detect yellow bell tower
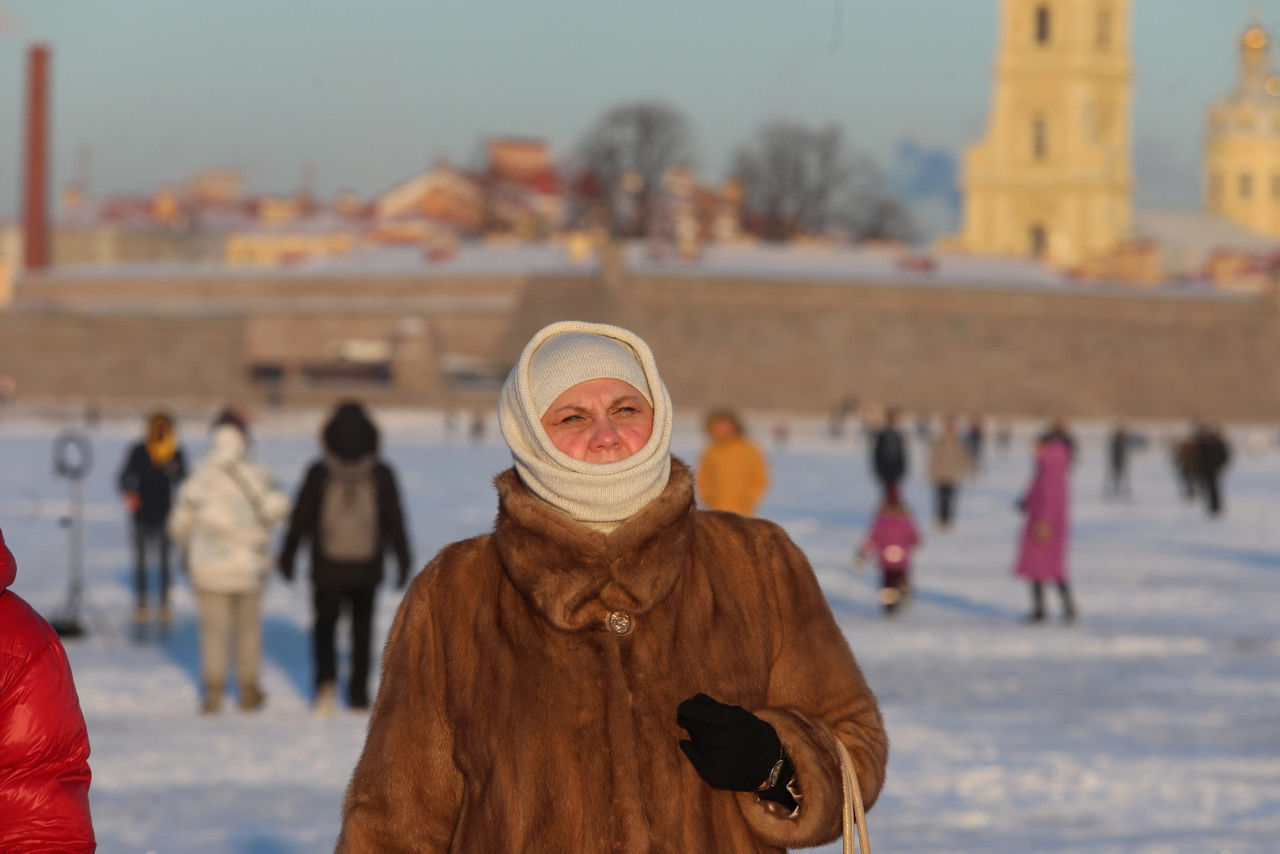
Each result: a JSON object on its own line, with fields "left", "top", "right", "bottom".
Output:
{"left": 955, "top": 0, "right": 1133, "bottom": 268}
{"left": 1205, "top": 12, "right": 1280, "bottom": 236}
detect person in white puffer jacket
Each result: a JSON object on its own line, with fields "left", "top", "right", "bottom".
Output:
{"left": 169, "top": 410, "right": 289, "bottom": 714}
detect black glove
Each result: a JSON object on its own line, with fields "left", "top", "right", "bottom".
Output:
{"left": 677, "top": 693, "right": 796, "bottom": 810}
{"left": 276, "top": 556, "right": 294, "bottom": 582}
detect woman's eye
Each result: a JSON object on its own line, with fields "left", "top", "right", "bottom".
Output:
{"left": 614, "top": 407, "right": 637, "bottom": 417}
{"left": 559, "top": 414, "right": 585, "bottom": 425}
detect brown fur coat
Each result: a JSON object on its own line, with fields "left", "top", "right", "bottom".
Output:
{"left": 337, "top": 459, "right": 887, "bottom": 852}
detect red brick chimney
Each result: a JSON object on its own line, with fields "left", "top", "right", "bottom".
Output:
{"left": 23, "top": 44, "right": 51, "bottom": 271}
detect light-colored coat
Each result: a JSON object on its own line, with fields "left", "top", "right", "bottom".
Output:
{"left": 927, "top": 431, "right": 971, "bottom": 485}
{"left": 338, "top": 459, "right": 887, "bottom": 852}
{"left": 1015, "top": 438, "right": 1071, "bottom": 583}
{"left": 169, "top": 426, "right": 289, "bottom": 594}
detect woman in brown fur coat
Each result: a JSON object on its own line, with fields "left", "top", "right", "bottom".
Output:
{"left": 337, "top": 321, "right": 888, "bottom": 852}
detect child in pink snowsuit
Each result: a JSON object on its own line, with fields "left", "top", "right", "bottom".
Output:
{"left": 858, "top": 485, "right": 921, "bottom": 615}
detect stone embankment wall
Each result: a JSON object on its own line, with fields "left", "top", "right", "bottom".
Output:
{"left": 2, "top": 266, "right": 1277, "bottom": 419}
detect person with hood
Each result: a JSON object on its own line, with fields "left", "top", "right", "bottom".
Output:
{"left": 696, "top": 408, "right": 770, "bottom": 517}
{"left": 278, "top": 401, "right": 412, "bottom": 714}
{"left": 1015, "top": 424, "right": 1076, "bottom": 624}
{"left": 1193, "top": 423, "right": 1231, "bottom": 516}
{"left": 337, "top": 321, "right": 887, "bottom": 853}
{"left": 117, "top": 410, "right": 187, "bottom": 625}
{"left": 169, "top": 410, "right": 289, "bottom": 714}
{"left": 926, "top": 414, "right": 971, "bottom": 529}
{"left": 870, "top": 407, "right": 907, "bottom": 497}
{"left": 0, "top": 528, "right": 96, "bottom": 852}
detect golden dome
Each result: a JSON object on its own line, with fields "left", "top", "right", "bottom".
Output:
{"left": 1245, "top": 27, "right": 1268, "bottom": 51}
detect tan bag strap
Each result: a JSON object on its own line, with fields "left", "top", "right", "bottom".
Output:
{"left": 814, "top": 721, "right": 871, "bottom": 854}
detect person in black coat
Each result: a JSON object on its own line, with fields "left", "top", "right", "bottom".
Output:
{"left": 117, "top": 411, "right": 187, "bottom": 624}
{"left": 1193, "top": 424, "right": 1231, "bottom": 517}
{"left": 278, "top": 401, "right": 412, "bottom": 712}
{"left": 871, "top": 408, "right": 908, "bottom": 496}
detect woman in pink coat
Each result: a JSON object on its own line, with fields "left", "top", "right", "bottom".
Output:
{"left": 1014, "top": 425, "right": 1076, "bottom": 623}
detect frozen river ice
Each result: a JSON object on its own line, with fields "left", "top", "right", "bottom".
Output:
{"left": 2, "top": 411, "right": 1277, "bottom": 853}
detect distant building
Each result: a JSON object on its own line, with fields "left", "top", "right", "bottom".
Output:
{"left": 484, "top": 138, "right": 564, "bottom": 237}
{"left": 1205, "top": 14, "right": 1280, "bottom": 238}
{"left": 954, "top": 0, "right": 1133, "bottom": 268}
{"left": 374, "top": 165, "right": 485, "bottom": 235}
{"left": 189, "top": 169, "right": 243, "bottom": 206}
{"left": 225, "top": 227, "right": 354, "bottom": 267}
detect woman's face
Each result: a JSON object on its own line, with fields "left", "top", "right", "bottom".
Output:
{"left": 707, "top": 416, "right": 737, "bottom": 442}
{"left": 540, "top": 378, "right": 654, "bottom": 464}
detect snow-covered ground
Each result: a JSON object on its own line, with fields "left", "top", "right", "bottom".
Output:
{"left": 2, "top": 411, "right": 1277, "bottom": 853}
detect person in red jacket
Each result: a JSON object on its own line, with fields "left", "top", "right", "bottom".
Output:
{"left": 0, "top": 528, "right": 96, "bottom": 852}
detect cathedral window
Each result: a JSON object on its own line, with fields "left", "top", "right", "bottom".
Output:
{"left": 1096, "top": 6, "right": 1112, "bottom": 50}
{"left": 1035, "top": 5, "right": 1052, "bottom": 45}
{"left": 1032, "top": 116, "right": 1048, "bottom": 160}
{"left": 1239, "top": 173, "right": 1253, "bottom": 200}
{"left": 1029, "top": 224, "right": 1047, "bottom": 258}
{"left": 1210, "top": 173, "right": 1223, "bottom": 207}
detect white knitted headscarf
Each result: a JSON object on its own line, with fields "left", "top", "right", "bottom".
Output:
{"left": 499, "top": 321, "right": 673, "bottom": 531}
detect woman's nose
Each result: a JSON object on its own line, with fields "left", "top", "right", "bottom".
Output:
{"left": 591, "top": 420, "right": 621, "bottom": 449}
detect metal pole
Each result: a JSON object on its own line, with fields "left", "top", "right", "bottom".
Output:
{"left": 68, "top": 474, "right": 84, "bottom": 618}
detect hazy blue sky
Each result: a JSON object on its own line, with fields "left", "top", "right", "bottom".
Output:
{"left": 0, "top": 1, "right": 1273, "bottom": 220}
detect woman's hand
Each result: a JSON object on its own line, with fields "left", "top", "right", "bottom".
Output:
{"left": 677, "top": 693, "right": 796, "bottom": 810}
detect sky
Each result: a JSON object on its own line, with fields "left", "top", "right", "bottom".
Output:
{"left": 0, "top": 1, "right": 1273, "bottom": 224}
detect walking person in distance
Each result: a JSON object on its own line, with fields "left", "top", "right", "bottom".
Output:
{"left": 117, "top": 410, "right": 187, "bottom": 628}
{"left": 278, "top": 401, "right": 412, "bottom": 714}
{"left": 169, "top": 410, "right": 289, "bottom": 714}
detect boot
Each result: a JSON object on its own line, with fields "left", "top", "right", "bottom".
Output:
{"left": 200, "top": 683, "right": 223, "bottom": 715}
{"left": 239, "top": 682, "right": 266, "bottom": 712}
{"left": 313, "top": 682, "right": 338, "bottom": 718}
{"left": 1059, "top": 582, "right": 1077, "bottom": 624}
{"left": 1024, "top": 583, "right": 1046, "bottom": 624}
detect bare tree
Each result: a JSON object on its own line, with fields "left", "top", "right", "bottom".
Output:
{"left": 732, "top": 121, "right": 915, "bottom": 243}
{"left": 834, "top": 156, "right": 918, "bottom": 243}
{"left": 576, "top": 101, "right": 695, "bottom": 237}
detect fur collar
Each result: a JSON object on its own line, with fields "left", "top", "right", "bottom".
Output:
{"left": 492, "top": 457, "right": 696, "bottom": 632}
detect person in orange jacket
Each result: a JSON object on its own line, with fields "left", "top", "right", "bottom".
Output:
{"left": 697, "top": 409, "right": 770, "bottom": 517}
{"left": 0, "top": 528, "right": 96, "bottom": 852}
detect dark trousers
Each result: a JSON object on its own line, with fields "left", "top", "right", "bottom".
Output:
{"left": 132, "top": 520, "right": 172, "bottom": 608}
{"left": 1202, "top": 475, "right": 1223, "bottom": 516}
{"left": 934, "top": 483, "right": 956, "bottom": 525}
{"left": 313, "top": 585, "right": 377, "bottom": 707}
{"left": 1107, "top": 463, "right": 1130, "bottom": 497}
{"left": 880, "top": 567, "right": 910, "bottom": 614}
{"left": 1030, "top": 581, "right": 1076, "bottom": 622}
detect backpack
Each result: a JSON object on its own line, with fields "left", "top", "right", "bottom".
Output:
{"left": 319, "top": 459, "right": 380, "bottom": 562}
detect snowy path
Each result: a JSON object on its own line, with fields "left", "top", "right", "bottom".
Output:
{"left": 2, "top": 414, "right": 1277, "bottom": 853}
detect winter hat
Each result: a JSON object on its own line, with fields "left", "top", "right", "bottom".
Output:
{"left": 323, "top": 401, "right": 379, "bottom": 461}
{"left": 527, "top": 332, "right": 652, "bottom": 416}
{"left": 212, "top": 406, "right": 249, "bottom": 436}
{"left": 499, "top": 321, "right": 673, "bottom": 531}
{"left": 145, "top": 411, "right": 178, "bottom": 466}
